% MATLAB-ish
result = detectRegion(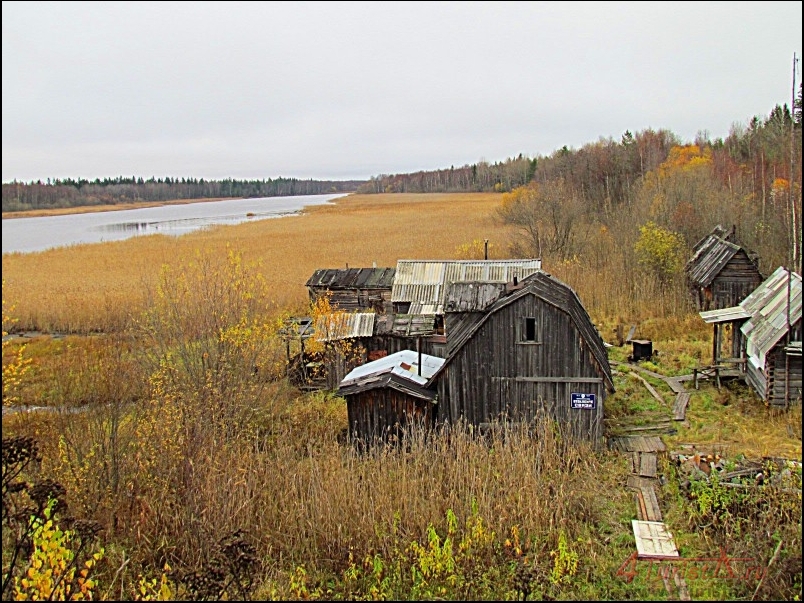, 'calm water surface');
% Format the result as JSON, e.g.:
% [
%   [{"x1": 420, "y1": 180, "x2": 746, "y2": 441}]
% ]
[{"x1": 2, "y1": 193, "x2": 347, "y2": 254}]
